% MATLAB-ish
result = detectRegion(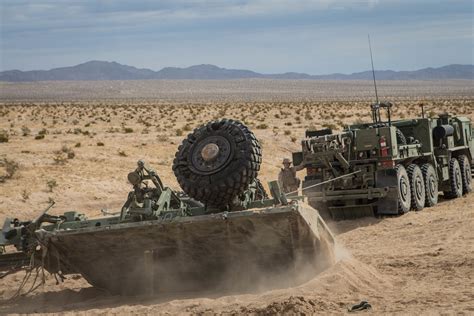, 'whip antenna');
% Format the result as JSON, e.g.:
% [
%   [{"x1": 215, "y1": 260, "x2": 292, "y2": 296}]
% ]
[{"x1": 368, "y1": 34, "x2": 379, "y2": 104}]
